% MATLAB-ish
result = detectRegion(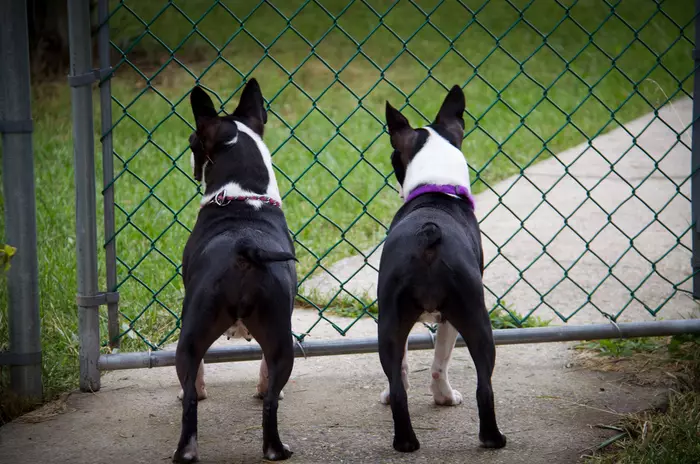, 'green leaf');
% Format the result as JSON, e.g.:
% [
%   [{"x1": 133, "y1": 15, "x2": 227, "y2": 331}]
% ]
[{"x1": 0, "y1": 244, "x2": 17, "y2": 272}]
